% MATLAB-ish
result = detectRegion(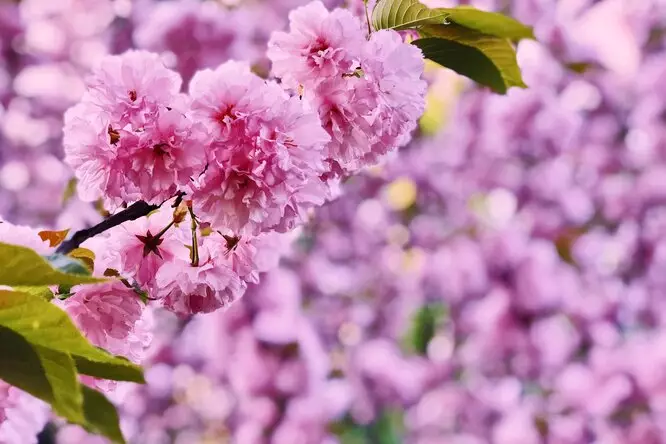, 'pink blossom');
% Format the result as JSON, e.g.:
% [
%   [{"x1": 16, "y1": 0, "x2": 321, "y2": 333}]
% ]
[
  {"x1": 64, "y1": 51, "x2": 198, "y2": 206},
  {"x1": 267, "y1": 1, "x2": 365, "y2": 89},
  {"x1": 154, "y1": 239, "x2": 247, "y2": 315},
  {"x1": 268, "y1": 5, "x2": 426, "y2": 176},
  {"x1": 305, "y1": 30, "x2": 426, "y2": 175},
  {"x1": 86, "y1": 50, "x2": 182, "y2": 128},
  {"x1": 360, "y1": 30, "x2": 427, "y2": 164},
  {"x1": 307, "y1": 77, "x2": 378, "y2": 174},
  {"x1": 205, "y1": 231, "x2": 293, "y2": 285},
  {"x1": 205, "y1": 233, "x2": 261, "y2": 284},
  {"x1": 56, "y1": 281, "x2": 151, "y2": 365},
  {"x1": 55, "y1": 424, "x2": 112, "y2": 444},
  {"x1": 116, "y1": 97, "x2": 208, "y2": 204},
  {"x1": 492, "y1": 407, "x2": 541, "y2": 444},
  {"x1": 64, "y1": 51, "x2": 206, "y2": 207},
  {"x1": 97, "y1": 208, "x2": 189, "y2": 290},
  {"x1": 250, "y1": 230, "x2": 297, "y2": 272},
  {"x1": 252, "y1": 269, "x2": 304, "y2": 344},
  {"x1": 189, "y1": 61, "x2": 330, "y2": 235},
  {"x1": 63, "y1": 102, "x2": 124, "y2": 204},
  {"x1": 64, "y1": 95, "x2": 206, "y2": 206},
  {"x1": 0, "y1": 382, "x2": 49, "y2": 444}
]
